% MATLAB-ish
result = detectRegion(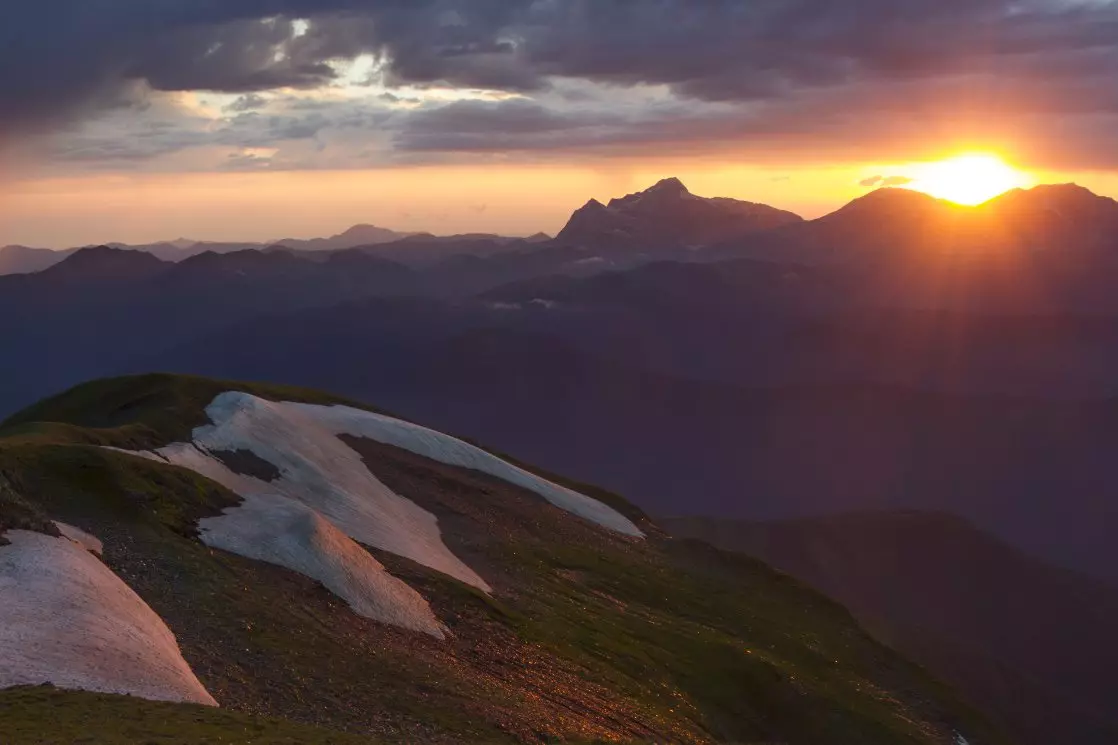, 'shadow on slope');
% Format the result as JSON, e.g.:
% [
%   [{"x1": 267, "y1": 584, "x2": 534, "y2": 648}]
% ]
[{"x1": 662, "y1": 511, "x2": 1118, "y2": 745}]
